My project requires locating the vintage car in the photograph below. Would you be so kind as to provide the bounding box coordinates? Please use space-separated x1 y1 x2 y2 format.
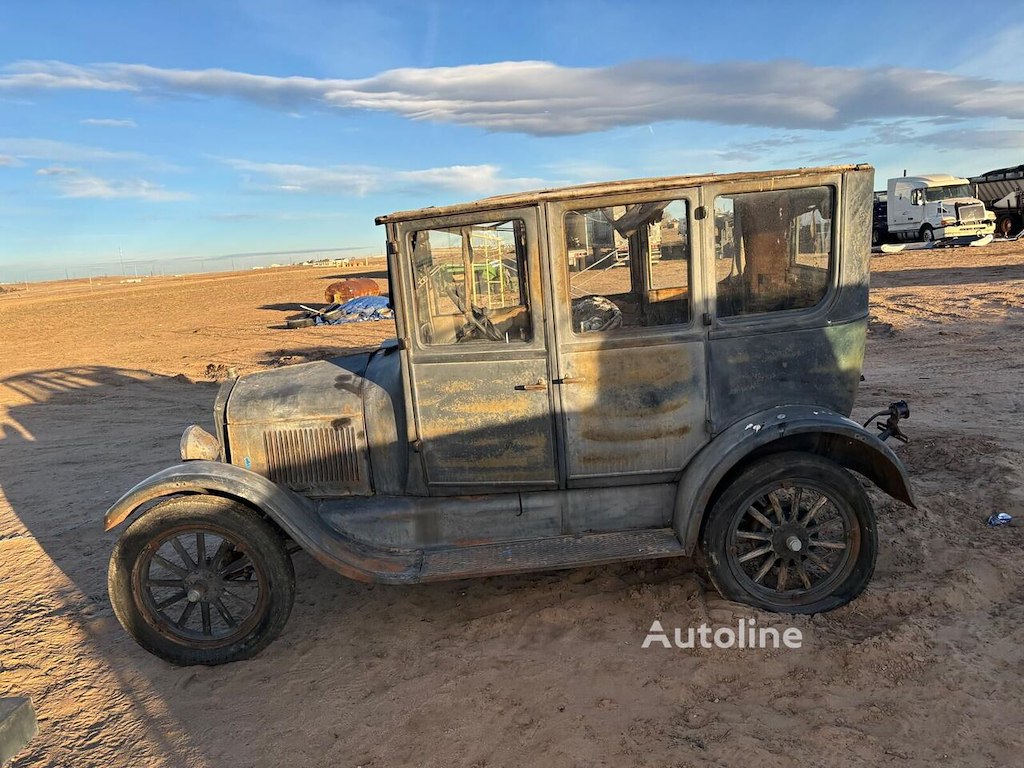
105 163 914 665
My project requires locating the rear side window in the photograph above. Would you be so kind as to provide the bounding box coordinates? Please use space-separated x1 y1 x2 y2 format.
713 187 833 317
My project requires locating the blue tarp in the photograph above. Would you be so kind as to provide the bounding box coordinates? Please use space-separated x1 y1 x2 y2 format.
314 295 393 325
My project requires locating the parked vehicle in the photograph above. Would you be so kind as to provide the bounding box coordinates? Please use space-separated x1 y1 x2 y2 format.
872 191 889 246
971 164 1024 238
875 174 994 245
105 164 915 665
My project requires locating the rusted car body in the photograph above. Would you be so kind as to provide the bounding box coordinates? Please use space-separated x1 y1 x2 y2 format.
106 164 914 665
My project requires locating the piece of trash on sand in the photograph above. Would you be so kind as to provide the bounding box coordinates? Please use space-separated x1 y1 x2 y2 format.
315 295 393 325
987 512 1013 527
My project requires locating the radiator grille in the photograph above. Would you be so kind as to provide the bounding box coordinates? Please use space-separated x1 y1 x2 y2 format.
263 426 362 489
958 203 985 222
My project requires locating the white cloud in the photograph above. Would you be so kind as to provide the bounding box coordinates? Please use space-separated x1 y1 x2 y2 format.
34 166 192 201
0 137 152 164
0 154 22 167
222 158 547 196
4 58 1024 135
80 117 137 128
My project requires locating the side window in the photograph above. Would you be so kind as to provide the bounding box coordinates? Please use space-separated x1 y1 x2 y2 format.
565 199 691 334
714 187 833 318
411 219 532 345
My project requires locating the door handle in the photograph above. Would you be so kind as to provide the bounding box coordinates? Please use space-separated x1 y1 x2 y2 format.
552 377 587 385
514 380 548 391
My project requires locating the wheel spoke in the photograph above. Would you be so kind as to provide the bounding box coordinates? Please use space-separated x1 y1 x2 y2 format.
213 597 237 628
176 600 196 628
210 538 233 571
767 492 785 524
796 560 813 590
170 537 196 569
738 544 774 563
790 487 803 523
200 602 212 636
155 590 188 609
753 554 778 584
222 578 259 588
736 529 772 542
810 539 847 550
805 550 832 574
800 495 829 525
152 554 187 577
776 560 789 592
220 553 253 577
146 578 185 588
196 532 206 566
746 506 776 530
221 588 257 610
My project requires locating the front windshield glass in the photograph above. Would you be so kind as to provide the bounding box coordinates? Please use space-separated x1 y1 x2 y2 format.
924 184 971 202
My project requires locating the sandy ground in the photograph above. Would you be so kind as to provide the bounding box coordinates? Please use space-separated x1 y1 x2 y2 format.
2 247 1023 767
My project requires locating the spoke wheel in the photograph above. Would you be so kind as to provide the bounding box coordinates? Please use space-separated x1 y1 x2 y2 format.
136 526 268 646
109 496 295 666
702 452 877 614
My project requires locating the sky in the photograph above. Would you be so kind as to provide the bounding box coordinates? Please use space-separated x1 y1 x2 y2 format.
2 0 1023 282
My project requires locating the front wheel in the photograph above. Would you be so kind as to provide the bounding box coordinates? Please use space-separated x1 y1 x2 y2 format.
701 453 877 614
920 224 935 243
108 496 296 665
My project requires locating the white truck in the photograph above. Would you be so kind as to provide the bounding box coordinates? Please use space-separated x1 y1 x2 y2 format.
882 174 994 243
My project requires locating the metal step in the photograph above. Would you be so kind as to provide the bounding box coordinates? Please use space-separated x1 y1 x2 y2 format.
419 528 684 581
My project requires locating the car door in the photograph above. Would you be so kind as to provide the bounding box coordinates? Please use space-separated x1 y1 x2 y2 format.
392 207 559 493
545 188 710 487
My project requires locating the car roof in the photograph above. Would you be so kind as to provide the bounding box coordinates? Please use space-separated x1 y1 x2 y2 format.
375 163 869 225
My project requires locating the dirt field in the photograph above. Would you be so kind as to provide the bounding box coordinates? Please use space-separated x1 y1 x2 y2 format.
2 246 1023 767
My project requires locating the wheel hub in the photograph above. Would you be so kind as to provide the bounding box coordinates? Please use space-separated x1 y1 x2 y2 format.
772 523 809 560
183 569 222 602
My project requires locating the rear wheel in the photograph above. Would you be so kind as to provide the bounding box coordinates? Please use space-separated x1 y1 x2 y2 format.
108 496 295 665
996 215 1017 239
701 453 877 614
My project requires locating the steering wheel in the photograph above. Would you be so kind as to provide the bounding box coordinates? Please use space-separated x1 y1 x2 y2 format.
459 306 504 342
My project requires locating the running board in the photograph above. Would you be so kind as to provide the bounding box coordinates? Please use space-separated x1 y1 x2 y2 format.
418 528 684 581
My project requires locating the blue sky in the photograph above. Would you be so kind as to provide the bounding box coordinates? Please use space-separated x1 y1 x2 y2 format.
2 1 1023 281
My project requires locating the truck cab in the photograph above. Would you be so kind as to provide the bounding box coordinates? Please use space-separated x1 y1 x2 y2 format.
886 174 994 242
104 164 916 666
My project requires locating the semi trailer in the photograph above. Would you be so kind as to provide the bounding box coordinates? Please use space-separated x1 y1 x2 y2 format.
971 164 1024 239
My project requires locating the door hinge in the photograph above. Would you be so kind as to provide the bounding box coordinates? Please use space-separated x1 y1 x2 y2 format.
701 312 713 326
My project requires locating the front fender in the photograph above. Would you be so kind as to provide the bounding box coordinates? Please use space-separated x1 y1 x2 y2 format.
673 405 916 553
104 461 420 583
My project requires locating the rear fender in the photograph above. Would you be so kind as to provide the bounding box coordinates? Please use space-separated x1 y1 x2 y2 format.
104 461 420 583
673 405 916 553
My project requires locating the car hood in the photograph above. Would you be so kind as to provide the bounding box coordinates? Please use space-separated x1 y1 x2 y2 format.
226 351 372 425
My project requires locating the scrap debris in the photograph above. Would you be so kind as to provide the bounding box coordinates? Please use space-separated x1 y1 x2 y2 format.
286 296 393 328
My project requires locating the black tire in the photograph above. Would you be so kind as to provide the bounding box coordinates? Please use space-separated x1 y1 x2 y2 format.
996 215 1016 239
871 226 882 247
919 224 935 243
701 452 876 614
108 496 295 665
